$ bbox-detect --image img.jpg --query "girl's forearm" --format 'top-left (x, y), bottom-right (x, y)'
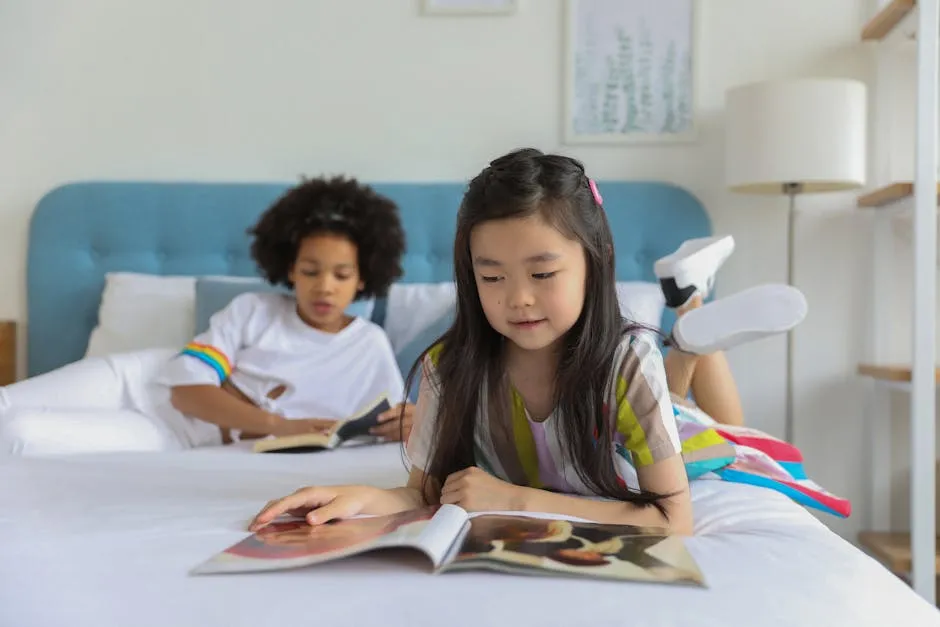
top-left (170, 385), bottom-right (285, 435)
top-left (518, 487), bottom-right (693, 535)
top-left (364, 487), bottom-right (427, 515)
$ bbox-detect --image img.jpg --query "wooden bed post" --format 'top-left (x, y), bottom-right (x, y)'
top-left (0, 320), bottom-right (16, 386)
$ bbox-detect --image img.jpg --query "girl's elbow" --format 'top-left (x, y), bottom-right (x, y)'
top-left (669, 512), bottom-right (694, 536)
top-left (169, 386), bottom-right (195, 414)
top-left (662, 501), bottom-right (694, 536)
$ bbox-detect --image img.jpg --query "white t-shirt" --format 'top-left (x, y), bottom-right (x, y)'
top-left (154, 292), bottom-right (404, 447)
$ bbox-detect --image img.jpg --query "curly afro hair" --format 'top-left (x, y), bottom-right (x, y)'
top-left (248, 176), bottom-right (405, 298)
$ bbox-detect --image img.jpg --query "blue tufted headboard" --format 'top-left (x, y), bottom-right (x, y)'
top-left (27, 181), bottom-right (711, 377)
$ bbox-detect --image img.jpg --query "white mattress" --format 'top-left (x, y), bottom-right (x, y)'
top-left (1, 444), bottom-right (936, 627)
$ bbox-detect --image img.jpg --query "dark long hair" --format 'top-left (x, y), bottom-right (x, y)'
top-left (404, 148), bottom-right (671, 517)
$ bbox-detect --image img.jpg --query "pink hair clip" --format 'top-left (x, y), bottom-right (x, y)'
top-left (588, 178), bottom-right (603, 206)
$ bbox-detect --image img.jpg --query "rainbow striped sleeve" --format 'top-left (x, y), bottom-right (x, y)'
top-left (180, 342), bottom-right (233, 383)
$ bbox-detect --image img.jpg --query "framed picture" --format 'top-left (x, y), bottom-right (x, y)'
top-left (421, 0), bottom-right (518, 16)
top-left (563, 0), bottom-right (697, 144)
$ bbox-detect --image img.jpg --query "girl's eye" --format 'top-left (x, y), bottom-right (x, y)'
top-left (481, 275), bottom-right (501, 283)
top-left (302, 270), bottom-right (318, 277)
top-left (335, 274), bottom-right (352, 281)
top-left (533, 272), bottom-right (557, 280)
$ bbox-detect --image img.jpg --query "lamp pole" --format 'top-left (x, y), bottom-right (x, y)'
top-left (782, 182), bottom-right (802, 444)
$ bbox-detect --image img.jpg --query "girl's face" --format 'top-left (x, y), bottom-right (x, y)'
top-left (288, 233), bottom-right (364, 333)
top-left (469, 213), bottom-right (587, 354)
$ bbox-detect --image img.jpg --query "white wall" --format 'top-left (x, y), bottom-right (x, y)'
top-left (0, 0), bottom-right (874, 539)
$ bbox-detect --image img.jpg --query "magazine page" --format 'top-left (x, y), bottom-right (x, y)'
top-left (190, 505), bottom-right (468, 575)
top-left (440, 513), bottom-right (706, 587)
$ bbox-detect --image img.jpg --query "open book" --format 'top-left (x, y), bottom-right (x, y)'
top-left (191, 504), bottom-right (705, 586)
top-left (253, 396), bottom-right (392, 454)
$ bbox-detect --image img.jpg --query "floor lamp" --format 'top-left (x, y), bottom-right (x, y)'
top-left (724, 78), bottom-right (867, 443)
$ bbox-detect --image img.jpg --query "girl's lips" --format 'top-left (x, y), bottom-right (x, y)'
top-left (510, 319), bottom-right (545, 329)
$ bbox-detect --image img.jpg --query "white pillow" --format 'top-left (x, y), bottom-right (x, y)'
top-left (85, 273), bottom-right (196, 358)
top-left (383, 283), bottom-right (457, 353)
top-left (616, 281), bottom-right (666, 328)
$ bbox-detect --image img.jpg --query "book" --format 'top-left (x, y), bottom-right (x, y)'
top-left (190, 504), bottom-right (705, 586)
top-left (253, 396), bottom-right (392, 454)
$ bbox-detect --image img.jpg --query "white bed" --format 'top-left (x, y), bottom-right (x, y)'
top-left (1, 444), bottom-right (936, 627)
top-left (4, 180), bottom-right (937, 626)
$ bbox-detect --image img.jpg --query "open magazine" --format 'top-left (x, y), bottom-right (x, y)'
top-left (191, 504), bottom-right (705, 586)
top-left (253, 396), bottom-right (391, 454)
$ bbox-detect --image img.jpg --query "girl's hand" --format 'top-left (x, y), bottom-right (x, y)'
top-left (371, 402), bottom-right (415, 442)
top-left (248, 485), bottom-right (379, 531)
top-left (272, 418), bottom-right (338, 438)
top-left (440, 467), bottom-right (528, 512)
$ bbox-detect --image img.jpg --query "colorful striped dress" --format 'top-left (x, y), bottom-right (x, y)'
top-left (406, 333), bottom-right (733, 496)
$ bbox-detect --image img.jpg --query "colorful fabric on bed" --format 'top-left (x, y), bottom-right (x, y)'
top-left (710, 425), bottom-right (851, 518)
top-left (672, 407), bottom-right (852, 518)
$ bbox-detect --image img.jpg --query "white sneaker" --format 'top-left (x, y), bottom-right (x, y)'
top-left (654, 235), bottom-right (735, 308)
top-left (670, 284), bottom-right (807, 355)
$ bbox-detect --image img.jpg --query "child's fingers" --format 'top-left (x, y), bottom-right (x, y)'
top-left (305, 418), bottom-right (338, 433)
top-left (443, 468), bottom-right (469, 488)
top-left (369, 420), bottom-right (402, 440)
top-left (249, 488), bottom-right (327, 531)
top-left (440, 470), bottom-right (466, 499)
top-left (439, 489), bottom-right (460, 506)
top-left (305, 497), bottom-right (360, 525)
top-left (377, 403), bottom-right (405, 423)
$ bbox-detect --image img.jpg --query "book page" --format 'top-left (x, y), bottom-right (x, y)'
top-left (441, 513), bottom-right (705, 586)
top-left (411, 504), bottom-right (470, 566)
top-left (190, 505), bottom-right (468, 575)
top-left (192, 507), bottom-right (432, 574)
top-left (253, 396), bottom-right (391, 453)
top-left (252, 428), bottom-right (336, 453)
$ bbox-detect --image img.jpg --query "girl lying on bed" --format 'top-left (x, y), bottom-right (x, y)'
top-left (0, 177), bottom-right (416, 453)
top-left (250, 148), bottom-right (820, 537)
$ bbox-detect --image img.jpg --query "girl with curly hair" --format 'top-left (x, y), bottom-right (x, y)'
top-left (0, 177), bottom-right (414, 453)
top-left (159, 176), bottom-right (413, 448)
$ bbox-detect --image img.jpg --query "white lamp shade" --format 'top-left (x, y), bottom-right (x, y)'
top-left (725, 78), bottom-right (867, 194)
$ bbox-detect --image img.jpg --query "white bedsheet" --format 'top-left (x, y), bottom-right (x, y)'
top-left (1, 444), bottom-right (936, 627)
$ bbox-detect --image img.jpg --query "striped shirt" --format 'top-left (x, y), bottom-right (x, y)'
top-left (406, 333), bottom-right (685, 497)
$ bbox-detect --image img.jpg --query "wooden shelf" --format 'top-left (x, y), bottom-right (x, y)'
top-left (857, 363), bottom-right (940, 383)
top-left (857, 182), bottom-right (940, 208)
top-left (861, 0), bottom-right (916, 41)
top-left (859, 531), bottom-right (940, 575)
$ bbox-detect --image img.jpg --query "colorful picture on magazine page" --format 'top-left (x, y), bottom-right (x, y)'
top-left (449, 514), bottom-right (704, 585)
top-left (192, 505), bottom-right (705, 586)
